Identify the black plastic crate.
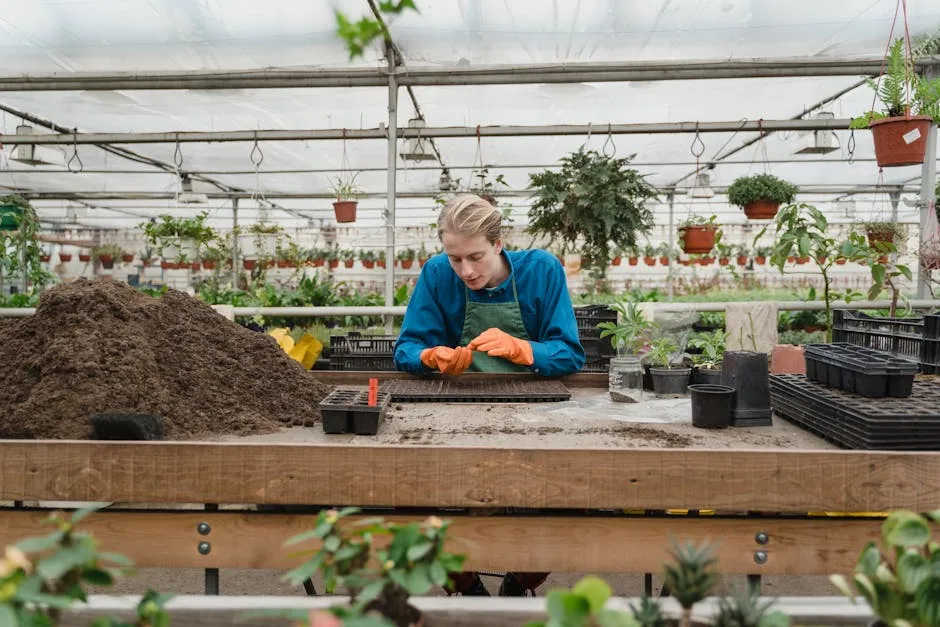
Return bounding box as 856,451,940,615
329,354,397,371
330,332,398,354
804,343,917,398
582,356,611,373
319,388,391,435
831,310,924,363
574,305,617,337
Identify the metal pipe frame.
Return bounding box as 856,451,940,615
2,299,938,319
0,118,855,145
0,56,937,90
14,185,919,201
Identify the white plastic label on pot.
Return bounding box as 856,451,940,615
903,128,922,144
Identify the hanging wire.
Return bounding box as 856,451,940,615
581,122,593,150
67,129,83,173
602,123,616,157
250,131,264,169
847,129,856,164
869,0,904,120
250,130,268,220
173,133,184,172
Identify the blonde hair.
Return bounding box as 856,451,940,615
437,193,502,244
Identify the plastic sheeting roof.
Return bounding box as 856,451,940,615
0,0,937,231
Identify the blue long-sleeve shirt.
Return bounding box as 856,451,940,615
393,249,586,377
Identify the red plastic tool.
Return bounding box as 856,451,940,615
368,378,378,406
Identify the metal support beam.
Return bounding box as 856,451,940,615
231,198,239,289
0,119,854,145
13,185,919,201
385,41,399,334
0,56,937,90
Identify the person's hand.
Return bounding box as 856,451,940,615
420,346,473,375
467,328,534,366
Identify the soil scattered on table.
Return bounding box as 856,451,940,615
395,423,694,447
0,278,331,440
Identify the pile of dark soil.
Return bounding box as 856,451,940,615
0,278,332,439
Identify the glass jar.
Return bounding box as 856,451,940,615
609,355,645,403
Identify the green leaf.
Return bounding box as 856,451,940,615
927,510,940,524
283,528,322,547
406,542,434,562
758,610,792,627
884,511,930,548
829,574,857,600
0,606,17,627
36,545,95,580
356,579,386,605
595,608,640,627
429,561,448,586
323,535,341,552
872,263,887,285
387,568,408,589
546,590,590,622
406,564,432,596
16,532,64,553
337,506,361,518
856,542,882,576
82,568,115,586
916,576,940,626
334,544,364,561
898,264,913,281
853,573,877,605
572,575,612,613
897,551,931,594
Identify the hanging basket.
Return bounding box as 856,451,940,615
678,225,718,254
333,200,357,223
0,204,23,231
869,115,932,167
866,226,897,248
743,201,780,220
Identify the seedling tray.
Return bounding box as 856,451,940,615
803,343,917,398
379,379,571,403
319,388,391,435
769,374,940,450
329,332,398,371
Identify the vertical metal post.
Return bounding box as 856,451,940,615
231,198,239,288
644,573,653,596
384,41,399,334
667,191,675,301
889,190,901,266
917,115,938,298
204,503,219,595
747,574,762,594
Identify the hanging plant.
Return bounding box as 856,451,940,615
727,174,798,220
677,214,722,254
527,147,657,278
850,38,940,167
0,195,55,295
331,173,361,224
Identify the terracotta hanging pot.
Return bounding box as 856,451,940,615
59,253,72,262
203,260,216,270
743,201,780,220
678,225,718,254
736,255,748,266
121,253,134,263
401,259,414,269
643,256,656,266
333,200,357,223
869,115,932,167
610,256,621,266
79,253,91,262
362,260,375,269
344,259,355,268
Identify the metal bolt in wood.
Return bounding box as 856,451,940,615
197,522,211,535
198,542,212,555
754,550,768,565
755,531,768,545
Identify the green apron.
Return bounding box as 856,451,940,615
459,274,531,373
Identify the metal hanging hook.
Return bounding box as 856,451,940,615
847,129,856,165
173,134,184,171
67,129,83,173
582,122,592,150
602,123,616,157
690,123,705,159
250,131,264,168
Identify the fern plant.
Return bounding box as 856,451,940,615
851,38,940,128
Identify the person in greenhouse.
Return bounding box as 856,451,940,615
393,193,585,378
393,193,584,596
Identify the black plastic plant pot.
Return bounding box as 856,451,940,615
803,343,918,399
650,367,691,396
805,356,817,381
353,392,391,435
688,384,734,429
642,364,654,391
692,367,722,385
721,351,773,427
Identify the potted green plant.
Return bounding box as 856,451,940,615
331,173,362,223
417,243,430,267
0,195,26,231
92,244,124,270
727,174,799,220
527,147,657,278
829,509,940,627
397,247,416,269
734,244,750,266
678,215,721,254
340,249,356,268
688,329,728,384
376,250,387,269
662,539,719,627
646,336,690,396
849,38,940,167
360,250,376,269
860,220,907,252
642,244,658,266
715,243,733,266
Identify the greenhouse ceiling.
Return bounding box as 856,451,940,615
0,0,937,231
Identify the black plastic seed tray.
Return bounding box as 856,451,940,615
319,388,391,435
380,379,571,403
769,374,940,450
804,343,917,398
329,354,397,371
330,332,398,354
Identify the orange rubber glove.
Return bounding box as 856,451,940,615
467,328,534,366
420,346,473,375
